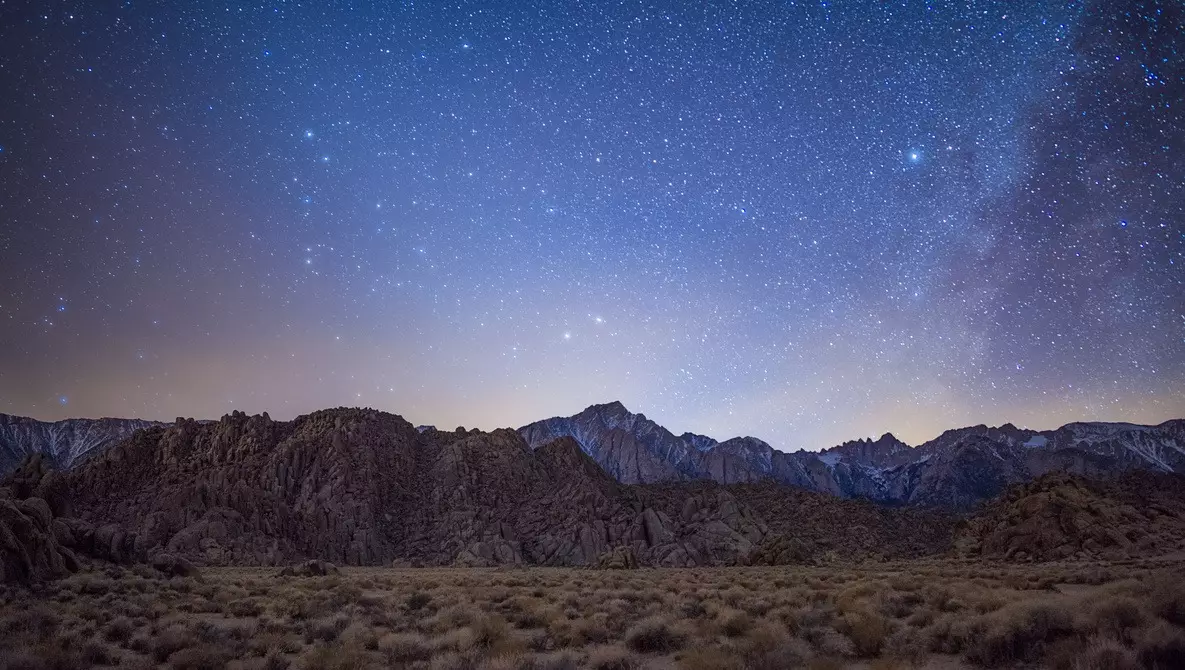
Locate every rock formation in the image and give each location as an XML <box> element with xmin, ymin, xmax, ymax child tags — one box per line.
<box><xmin>954</xmin><ymin>471</ymin><xmax>1185</xmax><ymax>561</ymax></box>
<box><xmin>50</xmin><ymin>408</ymin><xmax>956</xmax><ymax>568</ymax></box>
<box><xmin>0</xmin><ymin>454</ymin><xmax>136</xmax><ymax>583</ymax></box>
<box><xmin>6</xmin><ymin>403</ymin><xmax>1183</xmax><ymax>513</ymax></box>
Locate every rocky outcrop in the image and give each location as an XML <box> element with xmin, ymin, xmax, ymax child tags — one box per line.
<box><xmin>0</xmin><ymin>413</ymin><xmax>163</xmax><ymax>475</ymax></box>
<box><xmin>0</xmin><ymin>454</ymin><xmax>115</xmax><ymax>583</ymax></box>
<box><xmin>51</xmin><ymin>408</ymin><xmax>957</xmax><ymax>568</ymax></box>
<box><xmin>151</xmin><ymin>553</ymin><xmax>199</xmax><ymax>577</ymax></box>
<box><xmin>954</xmin><ymin>471</ymin><xmax>1185</xmax><ymax>561</ymax></box>
<box><xmin>0</xmin><ymin>496</ymin><xmax>72</xmax><ymax>583</ymax></box>
<box><xmin>521</xmin><ymin>403</ymin><xmax>1185</xmax><ymax>510</ymax></box>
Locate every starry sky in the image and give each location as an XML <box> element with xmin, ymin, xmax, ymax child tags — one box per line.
<box><xmin>1</xmin><ymin>1</ymin><xmax>1182</xmax><ymax>451</ymax></box>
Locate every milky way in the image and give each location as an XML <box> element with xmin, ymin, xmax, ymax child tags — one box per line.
<box><xmin>1</xmin><ymin>1</ymin><xmax>1182</xmax><ymax>450</ymax></box>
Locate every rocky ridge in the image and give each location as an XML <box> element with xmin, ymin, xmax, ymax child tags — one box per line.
<box><xmin>954</xmin><ymin>471</ymin><xmax>1185</xmax><ymax>561</ymax></box>
<box><xmin>6</xmin><ymin>408</ymin><xmax>955</xmax><ymax>575</ymax></box>
<box><xmin>5</xmin><ymin>403</ymin><xmax>1182</xmax><ymax>514</ymax></box>
<box><xmin>0</xmin><ymin>413</ymin><xmax>163</xmax><ymax>474</ymax></box>
<box><xmin>520</xmin><ymin>403</ymin><xmax>1185</xmax><ymax>509</ymax></box>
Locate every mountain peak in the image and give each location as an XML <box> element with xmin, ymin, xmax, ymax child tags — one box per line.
<box><xmin>585</xmin><ymin>400</ymin><xmax>631</xmax><ymax>415</ymax></box>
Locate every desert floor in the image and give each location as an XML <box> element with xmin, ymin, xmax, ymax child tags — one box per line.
<box><xmin>2</xmin><ymin>558</ymin><xmax>1183</xmax><ymax>669</ymax></box>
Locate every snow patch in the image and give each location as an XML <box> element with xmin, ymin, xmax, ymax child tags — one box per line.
<box><xmin>818</xmin><ymin>452</ymin><xmax>842</xmax><ymax>467</ymax></box>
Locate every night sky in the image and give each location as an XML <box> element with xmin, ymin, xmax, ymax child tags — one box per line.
<box><xmin>1</xmin><ymin>1</ymin><xmax>1182</xmax><ymax>451</ymax></box>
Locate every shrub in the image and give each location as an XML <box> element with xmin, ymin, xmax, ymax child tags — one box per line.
<box><xmin>1084</xmin><ymin>597</ymin><xmax>1146</xmax><ymax>641</ymax></box>
<box><xmin>472</xmin><ymin>614</ymin><xmax>509</xmax><ymax>649</ymax></box>
<box><xmin>1153</xmin><ymin>583</ymin><xmax>1185</xmax><ymax>627</ymax></box>
<box><xmin>153</xmin><ymin>625</ymin><xmax>197</xmax><ymax>663</ymax></box>
<box><xmin>378</xmin><ymin>632</ymin><xmax>432</xmax><ymax>663</ymax></box>
<box><xmin>227</xmin><ymin>599</ymin><xmax>264</xmax><ymax>617</ymax></box>
<box><xmin>843</xmin><ymin>609</ymin><xmax>892</xmax><ymax>657</ymax></box>
<box><xmin>1060</xmin><ymin>636</ymin><xmax>1139</xmax><ymax>670</ymax></box>
<box><xmin>743</xmin><ymin>634</ymin><xmax>813</xmax><ymax>670</ymax></box>
<box><xmin>677</xmin><ymin>647</ymin><xmax>742</xmax><ymax>670</ymax></box>
<box><xmin>680</xmin><ymin>599</ymin><xmax>707</xmax><ymax>619</ymax></box>
<box><xmin>304</xmin><ymin>616</ymin><xmax>348</xmax><ymax>643</ymax></box>
<box><xmin>525</xmin><ymin>651</ymin><xmax>580</xmax><ymax>670</ymax></box>
<box><xmin>1136</xmin><ymin>621</ymin><xmax>1185</xmax><ymax>669</ymax></box>
<box><xmin>406</xmin><ymin>591</ymin><xmax>432</xmax><ymax>611</ymax></box>
<box><xmin>103</xmin><ymin>615</ymin><xmax>136</xmax><ymax>643</ymax></box>
<box><xmin>586</xmin><ymin>644</ymin><xmax>638</xmax><ymax>670</ymax></box>
<box><xmin>964</xmin><ymin>601</ymin><xmax>1075</xmax><ymax>666</ymax></box>
<box><xmin>167</xmin><ymin>644</ymin><xmax>231</xmax><ymax>670</ymax></box>
<box><xmin>883</xmin><ymin>625</ymin><xmax>928</xmax><ymax>665</ymax></box>
<box><xmin>720</xmin><ymin>610</ymin><xmax>754</xmax><ymax>638</ymax></box>
<box><xmin>624</xmin><ymin>618</ymin><xmax>685</xmax><ymax>653</ymax></box>
<box><xmin>297</xmin><ymin>641</ymin><xmax>370</xmax><ymax>670</ymax></box>
<box><xmin>79</xmin><ymin>640</ymin><xmax>115</xmax><ymax>666</ymax></box>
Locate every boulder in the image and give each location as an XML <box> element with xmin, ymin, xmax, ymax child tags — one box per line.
<box><xmin>150</xmin><ymin>553</ymin><xmax>199</xmax><ymax>578</ymax></box>
<box><xmin>0</xmin><ymin>498</ymin><xmax>69</xmax><ymax>583</ymax></box>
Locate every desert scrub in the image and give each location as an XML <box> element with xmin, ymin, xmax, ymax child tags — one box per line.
<box><xmin>2</xmin><ymin>562</ymin><xmax>1185</xmax><ymax>669</ymax></box>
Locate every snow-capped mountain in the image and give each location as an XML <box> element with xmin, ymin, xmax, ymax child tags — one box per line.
<box><xmin>0</xmin><ymin>413</ymin><xmax>164</xmax><ymax>474</ymax></box>
<box><xmin>519</xmin><ymin>403</ymin><xmax>1185</xmax><ymax>509</ymax></box>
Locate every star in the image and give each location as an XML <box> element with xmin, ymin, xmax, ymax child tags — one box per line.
<box><xmin>0</xmin><ymin>0</ymin><xmax>1175</xmax><ymax>450</ymax></box>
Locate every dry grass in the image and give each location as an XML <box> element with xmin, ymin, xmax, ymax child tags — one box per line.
<box><xmin>0</xmin><ymin>557</ymin><xmax>1183</xmax><ymax>668</ymax></box>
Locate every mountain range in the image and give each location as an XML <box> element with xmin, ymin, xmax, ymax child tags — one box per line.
<box><xmin>2</xmin><ymin>404</ymin><xmax>1184</xmax><ymax>581</ymax></box>
<box><xmin>522</xmin><ymin>402</ymin><xmax>1185</xmax><ymax>508</ymax></box>
<box><xmin>0</xmin><ymin>413</ymin><xmax>164</xmax><ymax>474</ymax></box>
<box><xmin>5</xmin><ymin>403</ymin><xmax>1184</xmax><ymax>511</ymax></box>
